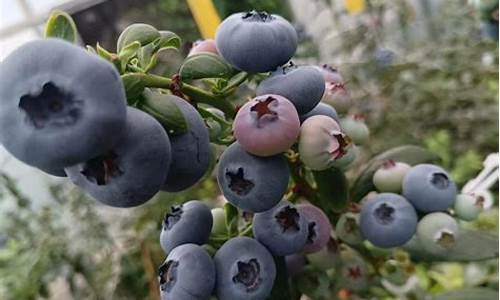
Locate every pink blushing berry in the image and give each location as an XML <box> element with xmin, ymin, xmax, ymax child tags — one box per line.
<box><xmin>233</xmin><ymin>94</ymin><xmax>300</xmax><ymax>157</ymax></box>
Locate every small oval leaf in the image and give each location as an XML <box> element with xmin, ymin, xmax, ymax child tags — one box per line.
<box><xmin>141</xmin><ymin>89</ymin><xmax>188</xmax><ymax>135</ymax></box>
<box><xmin>156</xmin><ymin>30</ymin><xmax>182</xmax><ymax>50</ymax></box>
<box><xmin>121</xmin><ymin>73</ymin><xmax>145</xmax><ymax>105</ymax></box>
<box><xmin>180</xmin><ymin>53</ymin><xmax>234</xmax><ymax>81</ymax></box>
<box><xmin>432</xmin><ymin>288</ymin><xmax>498</xmax><ymax>300</ymax></box>
<box><xmin>313</xmin><ymin>168</ymin><xmax>349</xmax><ymax>215</ymax></box>
<box><xmin>350</xmin><ymin>145</ymin><xmax>438</xmax><ymax>202</ymax></box>
<box><xmin>405</xmin><ymin>229</ymin><xmax>499</xmax><ymax>262</ymax></box>
<box><xmin>44</xmin><ymin>10</ymin><xmax>78</xmax><ymax>43</ymax></box>
<box><xmin>117</xmin><ymin>23</ymin><xmax>160</xmax><ymax>52</ymax></box>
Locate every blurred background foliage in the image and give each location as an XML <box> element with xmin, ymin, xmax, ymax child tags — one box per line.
<box><xmin>0</xmin><ymin>0</ymin><xmax>498</xmax><ymax>299</ymax></box>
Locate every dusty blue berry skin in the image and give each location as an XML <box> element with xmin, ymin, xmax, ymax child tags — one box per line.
<box><xmin>160</xmin><ymin>200</ymin><xmax>213</xmax><ymax>254</ymax></box>
<box><xmin>217</xmin><ymin>142</ymin><xmax>289</xmax><ymax>212</ymax></box>
<box><xmin>214</xmin><ymin>237</ymin><xmax>276</xmax><ymax>300</ymax></box>
<box><xmin>162</xmin><ymin>96</ymin><xmax>211</xmax><ymax>192</ymax></box>
<box><xmin>215</xmin><ymin>11</ymin><xmax>297</xmax><ymax>73</ymax></box>
<box><xmin>402</xmin><ymin>164</ymin><xmax>457</xmax><ymax>213</ymax></box>
<box><xmin>159</xmin><ymin>244</ymin><xmax>215</xmax><ymax>300</ymax></box>
<box><xmin>65</xmin><ymin>107</ymin><xmax>171</xmax><ymax>208</ymax></box>
<box><xmin>299</xmin><ymin>102</ymin><xmax>339</xmax><ymax>123</ymax></box>
<box><xmin>0</xmin><ymin>39</ymin><xmax>127</xmax><ymax>171</ymax></box>
<box><xmin>252</xmin><ymin>200</ymin><xmax>308</xmax><ymax>256</ymax></box>
<box><xmin>256</xmin><ymin>64</ymin><xmax>325</xmax><ymax>114</ymax></box>
<box><xmin>360</xmin><ymin>193</ymin><xmax>417</xmax><ymax>248</ymax></box>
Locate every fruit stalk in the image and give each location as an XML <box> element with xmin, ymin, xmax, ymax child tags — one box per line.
<box><xmin>127</xmin><ymin>73</ymin><xmax>236</xmax><ymax>116</ymax></box>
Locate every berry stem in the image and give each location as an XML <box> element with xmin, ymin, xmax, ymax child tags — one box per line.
<box><xmin>125</xmin><ymin>73</ymin><xmax>236</xmax><ymax>116</ymax></box>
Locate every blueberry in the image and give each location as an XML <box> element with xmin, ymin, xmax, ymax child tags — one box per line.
<box><xmin>373</xmin><ymin>160</ymin><xmax>411</xmax><ymax>193</ymax></box>
<box><xmin>252</xmin><ymin>200</ymin><xmax>308</xmax><ymax>256</ymax></box>
<box><xmin>215</xmin><ymin>11</ymin><xmax>297</xmax><ymax>73</ymax></box>
<box><xmin>374</xmin><ymin>48</ymin><xmax>396</xmax><ymax>67</ymax></box>
<box><xmin>299</xmin><ymin>102</ymin><xmax>339</xmax><ymax>123</ymax></box>
<box><xmin>359</xmin><ymin>193</ymin><xmax>417</xmax><ymax>248</ymax></box>
<box><xmin>217</xmin><ymin>142</ymin><xmax>289</xmax><ymax>212</ymax></box>
<box><xmin>454</xmin><ymin>193</ymin><xmax>484</xmax><ymax>221</ymax></box>
<box><xmin>158</xmin><ymin>244</ymin><xmax>215</xmax><ymax>300</ymax></box>
<box><xmin>160</xmin><ymin>200</ymin><xmax>213</xmax><ymax>253</ymax></box>
<box><xmin>285</xmin><ymin>253</ymin><xmax>307</xmax><ymax>277</ymax></box>
<box><xmin>339</xmin><ymin>115</ymin><xmax>370</xmax><ymax>146</ymax></box>
<box><xmin>65</xmin><ymin>107</ymin><xmax>170</xmax><ymax>208</ymax></box>
<box><xmin>188</xmin><ymin>39</ymin><xmax>219</xmax><ymax>56</ymax></box>
<box><xmin>336</xmin><ymin>213</ymin><xmax>364</xmax><ymax>245</ymax></box>
<box><xmin>214</xmin><ymin>237</ymin><xmax>276</xmax><ymax>300</ymax></box>
<box><xmin>314</xmin><ymin>64</ymin><xmax>344</xmax><ymax>83</ymax></box>
<box><xmin>256</xmin><ymin>63</ymin><xmax>325</xmax><ymax>115</ymax></box>
<box><xmin>162</xmin><ymin>95</ymin><xmax>211</xmax><ymax>192</ymax></box>
<box><xmin>0</xmin><ymin>39</ymin><xmax>127</xmax><ymax>171</ymax></box>
<box><xmin>296</xmin><ymin>203</ymin><xmax>332</xmax><ymax>253</ymax></box>
<box><xmin>233</xmin><ymin>94</ymin><xmax>300</xmax><ymax>156</ymax></box>
<box><xmin>298</xmin><ymin>115</ymin><xmax>350</xmax><ymax>171</ymax></box>
<box><xmin>337</xmin><ymin>248</ymin><xmax>368</xmax><ymax>292</ymax></box>
<box><xmin>416</xmin><ymin>212</ymin><xmax>459</xmax><ymax>255</ymax></box>
<box><xmin>331</xmin><ymin>143</ymin><xmax>358</xmax><ymax>170</ymax></box>
<box><xmin>306</xmin><ymin>237</ymin><xmax>340</xmax><ymax>271</ymax></box>
<box><xmin>39</xmin><ymin>165</ymin><xmax>67</xmax><ymax>177</ymax></box>
<box><xmin>402</xmin><ymin>164</ymin><xmax>457</xmax><ymax>212</ymax></box>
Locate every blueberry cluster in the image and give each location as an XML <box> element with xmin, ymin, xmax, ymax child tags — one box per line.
<box><xmin>334</xmin><ymin>161</ymin><xmax>484</xmax><ymax>254</ymax></box>
<box><xmin>0</xmin><ymin>39</ymin><xmax>211</xmax><ymax>208</ymax></box>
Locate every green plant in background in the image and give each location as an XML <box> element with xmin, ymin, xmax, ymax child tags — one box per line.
<box><xmin>0</xmin><ymin>2</ymin><xmax>498</xmax><ymax>300</ymax></box>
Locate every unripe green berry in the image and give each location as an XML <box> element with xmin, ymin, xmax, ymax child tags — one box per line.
<box><xmin>417</xmin><ymin>212</ymin><xmax>459</xmax><ymax>255</ymax></box>
<box><xmin>340</xmin><ymin>115</ymin><xmax>370</xmax><ymax>145</ymax></box>
<box><xmin>454</xmin><ymin>193</ymin><xmax>484</xmax><ymax>221</ymax></box>
<box><xmin>336</xmin><ymin>213</ymin><xmax>364</xmax><ymax>245</ymax></box>
<box><xmin>373</xmin><ymin>160</ymin><xmax>411</xmax><ymax>193</ymax></box>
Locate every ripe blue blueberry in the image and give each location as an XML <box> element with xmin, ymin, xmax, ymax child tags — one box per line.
<box><xmin>299</xmin><ymin>102</ymin><xmax>339</xmax><ymax>123</ymax></box>
<box><xmin>214</xmin><ymin>237</ymin><xmax>276</xmax><ymax>300</ymax></box>
<box><xmin>402</xmin><ymin>164</ymin><xmax>457</xmax><ymax>212</ymax></box>
<box><xmin>158</xmin><ymin>243</ymin><xmax>215</xmax><ymax>300</ymax></box>
<box><xmin>417</xmin><ymin>212</ymin><xmax>459</xmax><ymax>255</ymax></box>
<box><xmin>296</xmin><ymin>203</ymin><xmax>332</xmax><ymax>253</ymax></box>
<box><xmin>359</xmin><ymin>193</ymin><xmax>417</xmax><ymax>248</ymax></box>
<box><xmin>160</xmin><ymin>200</ymin><xmax>213</xmax><ymax>253</ymax></box>
<box><xmin>162</xmin><ymin>96</ymin><xmax>211</xmax><ymax>192</ymax></box>
<box><xmin>215</xmin><ymin>11</ymin><xmax>297</xmax><ymax>73</ymax></box>
<box><xmin>0</xmin><ymin>39</ymin><xmax>127</xmax><ymax>171</ymax></box>
<box><xmin>285</xmin><ymin>253</ymin><xmax>307</xmax><ymax>277</ymax></box>
<box><xmin>256</xmin><ymin>63</ymin><xmax>325</xmax><ymax>115</ymax></box>
<box><xmin>65</xmin><ymin>107</ymin><xmax>170</xmax><ymax>208</ymax></box>
<box><xmin>217</xmin><ymin>142</ymin><xmax>289</xmax><ymax>212</ymax></box>
<box><xmin>252</xmin><ymin>200</ymin><xmax>308</xmax><ymax>256</ymax></box>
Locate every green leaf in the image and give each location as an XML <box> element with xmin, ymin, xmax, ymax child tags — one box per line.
<box><xmin>405</xmin><ymin>229</ymin><xmax>498</xmax><ymax>262</ymax></box>
<box><xmin>180</xmin><ymin>53</ymin><xmax>234</xmax><ymax>81</ymax></box>
<box><xmin>155</xmin><ymin>30</ymin><xmax>181</xmax><ymax>50</ymax></box>
<box><xmin>432</xmin><ymin>288</ymin><xmax>498</xmax><ymax>300</ymax></box>
<box><xmin>116</xmin><ymin>23</ymin><xmax>160</xmax><ymax>52</ymax></box>
<box><xmin>313</xmin><ymin>168</ymin><xmax>349</xmax><ymax>215</ymax></box>
<box><xmin>44</xmin><ymin>10</ymin><xmax>78</xmax><ymax>43</ymax></box>
<box><xmin>140</xmin><ymin>89</ymin><xmax>188</xmax><ymax>135</ymax></box>
<box><xmin>96</xmin><ymin>43</ymin><xmax>113</xmax><ymax>61</ymax></box>
<box><xmin>350</xmin><ymin>145</ymin><xmax>438</xmax><ymax>202</ymax></box>
<box><xmin>120</xmin><ymin>73</ymin><xmax>145</xmax><ymax>105</ymax></box>
<box><xmin>118</xmin><ymin>41</ymin><xmax>141</xmax><ymax>72</ymax></box>
<box><xmin>224</xmin><ymin>202</ymin><xmax>239</xmax><ymax>236</ymax></box>
<box><xmin>138</xmin><ymin>43</ymin><xmax>155</xmax><ymax>70</ymax></box>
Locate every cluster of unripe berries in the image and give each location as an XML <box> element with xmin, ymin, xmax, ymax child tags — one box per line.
<box><xmin>335</xmin><ymin>161</ymin><xmax>485</xmax><ymax>254</ymax></box>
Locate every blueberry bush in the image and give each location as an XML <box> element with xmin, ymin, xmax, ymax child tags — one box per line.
<box><xmin>0</xmin><ymin>6</ymin><xmax>498</xmax><ymax>300</ymax></box>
